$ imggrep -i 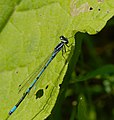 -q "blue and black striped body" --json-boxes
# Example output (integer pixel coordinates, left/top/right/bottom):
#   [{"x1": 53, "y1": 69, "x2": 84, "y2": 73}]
[{"x1": 8, "y1": 36, "x2": 69, "y2": 116}]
